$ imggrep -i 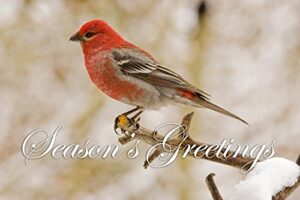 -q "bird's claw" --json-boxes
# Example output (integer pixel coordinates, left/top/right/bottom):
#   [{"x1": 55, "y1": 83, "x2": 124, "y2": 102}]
[
  {"x1": 114, "y1": 114, "x2": 140, "y2": 136},
  {"x1": 114, "y1": 116, "x2": 122, "y2": 135}
]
